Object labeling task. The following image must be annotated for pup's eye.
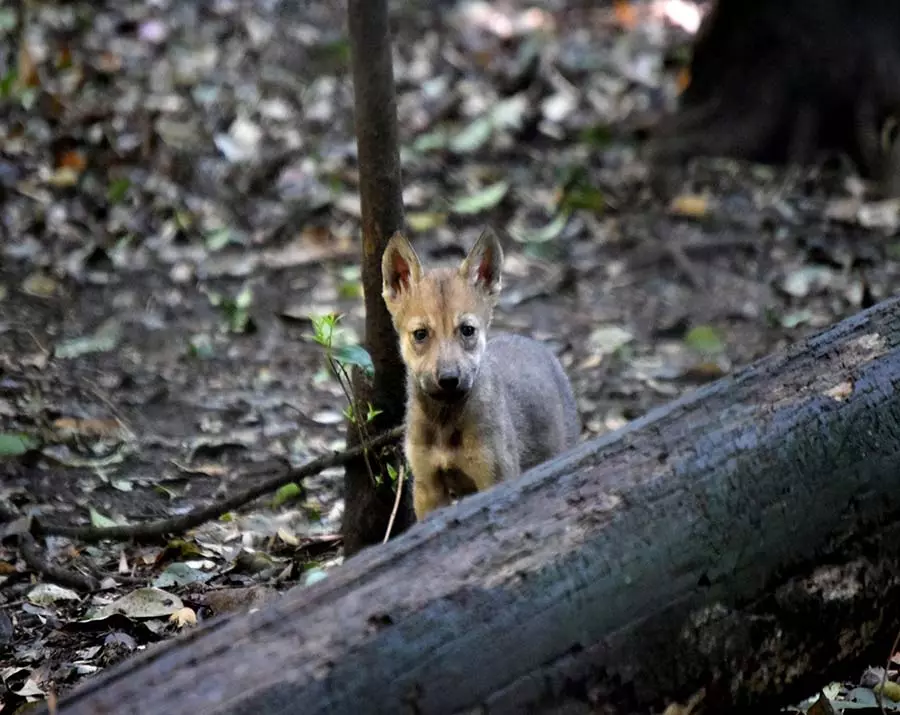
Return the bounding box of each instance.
[459,324,476,338]
[412,328,428,342]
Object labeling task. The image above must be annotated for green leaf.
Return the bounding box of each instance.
[450,116,494,154]
[215,286,255,333]
[0,433,37,458]
[412,130,449,153]
[55,319,122,359]
[332,344,374,375]
[305,502,322,521]
[685,325,725,354]
[0,8,18,32]
[0,69,14,99]
[490,94,528,130]
[19,87,38,110]
[561,184,605,213]
[407,211,447,232]
[386,462,399,484]
[205,227,232,251]
[272,482,303,508]
[451,181,509,215]
[89,507,119,529]
[107,178,131,205]
[304,567,328,586]
[510,212,569,244]
[338,280,363,299]
[780,309,813,329]
[311,38,351,68]
[579,123,614,148]
[366,403,383,423]
[174,210,194,232]
[311,313,339,347]
[188,333,215,359]
[234,285,253,310]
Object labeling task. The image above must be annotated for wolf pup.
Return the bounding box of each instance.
[381,229,581,520]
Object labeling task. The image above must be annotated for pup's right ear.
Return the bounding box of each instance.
[382,232,422,310]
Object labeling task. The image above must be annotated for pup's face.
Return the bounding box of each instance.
[382,230,503,402]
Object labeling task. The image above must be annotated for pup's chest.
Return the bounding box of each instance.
[408,423,494,490]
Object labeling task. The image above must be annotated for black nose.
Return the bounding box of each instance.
[438,372,460,391]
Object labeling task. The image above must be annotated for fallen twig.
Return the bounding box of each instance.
[32,426,405,544]
[18,533,99,592]
[383,463,406,544]
[648,226,709,293]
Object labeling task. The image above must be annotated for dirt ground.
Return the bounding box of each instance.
[2,0,900,709]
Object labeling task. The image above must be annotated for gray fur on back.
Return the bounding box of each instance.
[479,332,580,471]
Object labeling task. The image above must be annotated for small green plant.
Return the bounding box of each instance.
[311,313,408,541]
[0,68,16,99]
[380,461,399,488]
[204,285,255,334]
[107,177,131,205]
[311,313,382,481]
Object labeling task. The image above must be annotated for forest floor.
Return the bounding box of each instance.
[2,0,900,710]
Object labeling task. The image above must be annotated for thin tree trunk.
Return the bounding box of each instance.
[47,297,900,715]
[342,0,413,556]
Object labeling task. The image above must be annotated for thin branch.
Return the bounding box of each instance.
[18,533,99,592]
[330,357,377,481]
[653,228,708,293]
[383,464,406,544]
[33,426,404,544]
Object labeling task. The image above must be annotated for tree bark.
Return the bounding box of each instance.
[649,0,900,189]
[342,0,414,557]
[47,297,900,715]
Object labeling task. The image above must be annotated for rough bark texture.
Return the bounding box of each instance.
[47,297,900,715]
[342,0,414,557]
[649,0,900,191]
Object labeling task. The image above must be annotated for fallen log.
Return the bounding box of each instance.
[50,297,900,714]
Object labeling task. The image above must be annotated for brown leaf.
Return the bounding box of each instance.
[807,692,836,715]
[56,148,87,172]
[17,43,39,89]
[613,0,638,29]
[94,52,122,74]
[669,194,710,218]
[51,417,127,441]
[56,45,74,70]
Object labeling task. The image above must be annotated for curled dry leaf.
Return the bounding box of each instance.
[669,194,710,218]
[169,607,198,628]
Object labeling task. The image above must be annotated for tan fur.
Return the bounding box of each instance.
[382,229,581,520]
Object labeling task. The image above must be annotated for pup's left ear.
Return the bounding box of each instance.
[459,228,503,297]
[382,232,423,309]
